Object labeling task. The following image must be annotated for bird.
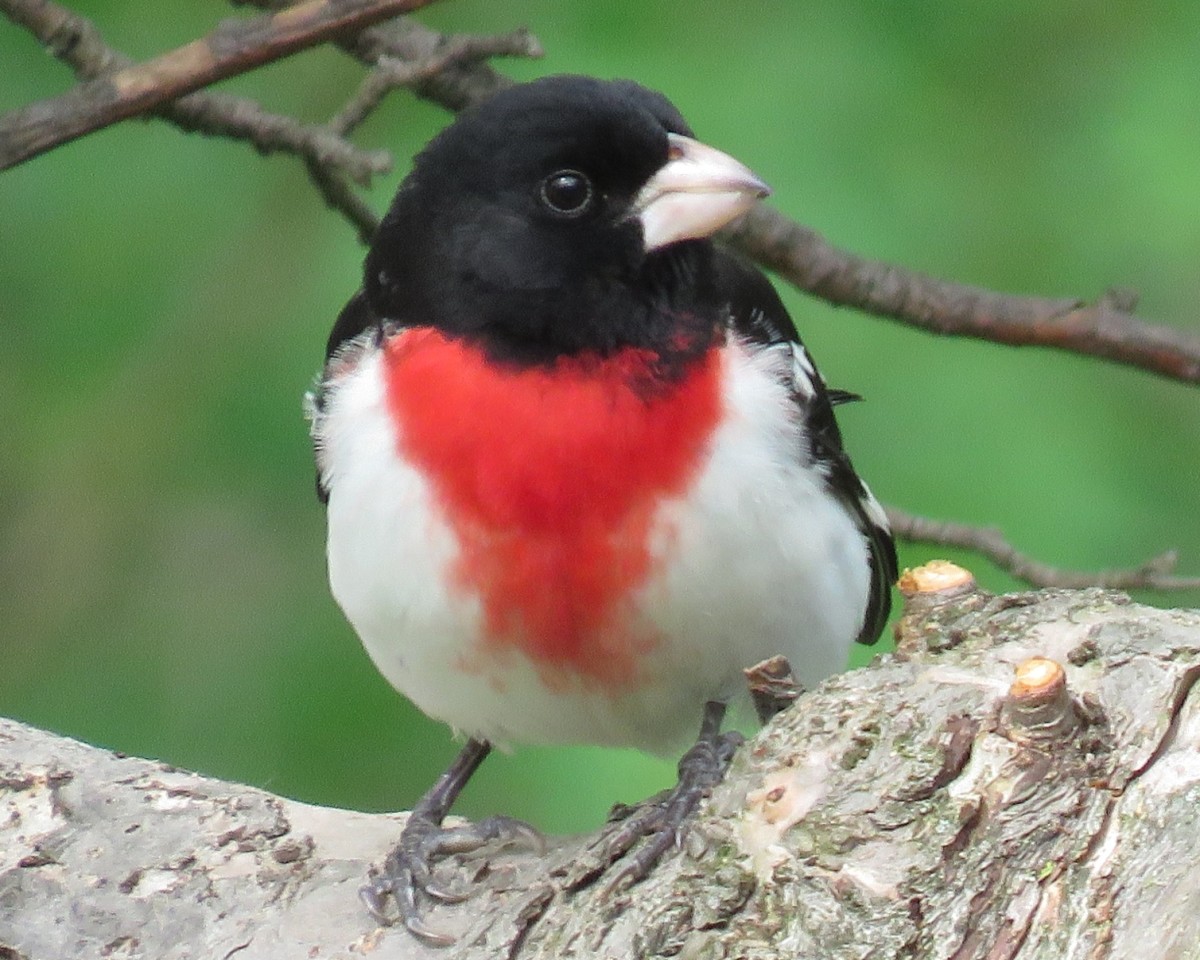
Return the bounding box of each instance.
[307,74,896,942]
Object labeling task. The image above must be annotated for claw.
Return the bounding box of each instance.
[480,815,546,855]
[421,876,471,904]
[359,882,393,925]
[366,812,539,940]
[360,739,502,942]
[362,741,548,943]
[402,913,458,948]
[363,705,741,941]
[567,700,740,898]
[437,815,545,856]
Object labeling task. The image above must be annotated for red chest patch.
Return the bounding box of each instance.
[383,328,724,689]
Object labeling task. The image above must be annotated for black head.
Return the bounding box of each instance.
[354,75,768,362]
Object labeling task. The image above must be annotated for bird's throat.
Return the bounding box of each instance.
[383,328,723,690]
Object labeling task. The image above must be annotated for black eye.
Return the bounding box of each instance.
[540,170,593,216]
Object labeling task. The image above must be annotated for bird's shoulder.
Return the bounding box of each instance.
[307,290,382,504]
[714,251,897,646]
[324,288,377,362]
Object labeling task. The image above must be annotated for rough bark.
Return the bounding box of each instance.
[3,575,1200,959]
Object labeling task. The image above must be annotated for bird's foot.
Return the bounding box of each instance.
[563,715,743,894]
[362,811,543,945]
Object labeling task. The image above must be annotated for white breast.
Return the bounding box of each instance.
[311,337,870,755]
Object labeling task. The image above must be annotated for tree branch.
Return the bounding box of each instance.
[6,0,1196,391]
[886,505,1200,591]
[302,13,1200,391]
[0,0,445,170]
[1,0,394,181]
[723,206,1200,386]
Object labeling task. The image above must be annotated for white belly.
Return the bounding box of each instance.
[314,339,869,755]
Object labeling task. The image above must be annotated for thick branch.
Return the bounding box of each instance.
[0,0,444,170]
[723,206,1200,385]
[3,578,1200,958]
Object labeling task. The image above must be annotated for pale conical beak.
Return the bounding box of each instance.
[633,132,771,251]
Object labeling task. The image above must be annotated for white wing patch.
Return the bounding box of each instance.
[856,478,891,531]
[788,341,819,400]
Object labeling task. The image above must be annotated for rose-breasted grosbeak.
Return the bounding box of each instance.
[308,75,896,941]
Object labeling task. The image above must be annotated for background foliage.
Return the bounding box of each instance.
[3,0,1198,832]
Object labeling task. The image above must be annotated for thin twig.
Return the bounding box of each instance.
[304,155,381,244]
[723,207,1200,386]
[0,0,445,170]
[341,18,521,111]
[301,27,537,238]
[329,30,539,135]
[230,4,526,112]
[2,0,123,73]
[229,2,540,236]
[886,506,1200,591]
[170,91,392,185]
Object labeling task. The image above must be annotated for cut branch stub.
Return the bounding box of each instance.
[999,656,1078,743]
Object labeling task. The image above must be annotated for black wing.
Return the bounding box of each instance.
[326,287,378,361]
[715,251,897,646]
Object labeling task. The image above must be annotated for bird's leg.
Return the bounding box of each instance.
[564,700,742,893]
[361,737,542,945]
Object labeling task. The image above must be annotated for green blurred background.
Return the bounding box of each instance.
[3,0,1198,832]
